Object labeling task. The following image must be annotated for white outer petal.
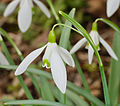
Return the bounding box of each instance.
[107,0,120,17]
[0,51,9,65]
[58,46,75,67]
[100,37,118,60]
[50,49,67,94]
[15,45,46,76]
[70,38,87,54]
[88,45,94,64]
[4,0,20,17]
[18,0,32,32]
[33,0,51,18]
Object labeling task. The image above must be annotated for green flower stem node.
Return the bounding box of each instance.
[92,22,98,31]
[48,30,56,43]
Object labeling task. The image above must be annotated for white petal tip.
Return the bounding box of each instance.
[59,11,62,14]
[47,14,51,18]
[107,12,112,17]
[113,56,118,61]
[15,71,21,76]
[60,89,66,94]
[20,28,28,33]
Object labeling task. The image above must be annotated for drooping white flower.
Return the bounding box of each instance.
[4,0,51,32]
[107,0,120,17]
[70,31,118,64]
[15,31,75,94]
[0,35,9,65]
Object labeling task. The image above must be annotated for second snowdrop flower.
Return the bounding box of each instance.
[0,35,9,65]
[4,0,51,32]
[15,30,75,94]
[107,0,120,17]
[70,22,118,64]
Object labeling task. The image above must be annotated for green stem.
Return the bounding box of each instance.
[46,0,61,24]
[0,34,33,99]
[0,28,42,97]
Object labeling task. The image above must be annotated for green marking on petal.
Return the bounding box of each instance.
[32,7,35,14]
[48,30,56,43]
[43,59,50,68]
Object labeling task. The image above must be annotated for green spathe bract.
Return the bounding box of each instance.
[48,30,56,43]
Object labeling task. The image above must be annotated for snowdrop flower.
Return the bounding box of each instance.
[0,51,9,65]
[15,30,75,93]
[107,0,120,17]
[4,0,51,32]
[70,23,118,64]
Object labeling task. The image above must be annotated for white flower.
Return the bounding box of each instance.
[0,51,9,65]
[15,42,75,93]
[4,0,51,32]
[70,31,118,64]
[107,0,120,17]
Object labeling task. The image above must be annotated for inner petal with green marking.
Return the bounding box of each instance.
[42,59,50,69]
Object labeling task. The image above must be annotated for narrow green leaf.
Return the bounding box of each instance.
[0,64,105,105]
[4,100,67,106]
[68,42,90,92]
[67,82,105,106]
[35,75,74,106]
[59,8,76,49]
[66,89,89,106]
[0,28,42,98]
[0,64,52,80]
[58,8,76,104]
[39,76,55,101]
[59,11,110,106]
[109,32,120,106]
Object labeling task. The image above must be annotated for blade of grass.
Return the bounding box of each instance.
[0,28,45,98]
[58,8,76,104]
[68,42,90,92]
[35,75,74,106]
[59,11,110,106]
[4,100,67,106]
[38,75,55,101]
[0,64,104,105]
[66,89,89,106]
[59,8,75,49]
[67,81,105,106]
[109,32,120,106]
[0,35,33,99]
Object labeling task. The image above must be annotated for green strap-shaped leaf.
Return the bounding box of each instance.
[58,8,76,104]
[109,32,120,106]
[59,8,75,49]
[38,76,55,101]
[66,89,89,106]
[0,65,104,106]
[4,100,67,106]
